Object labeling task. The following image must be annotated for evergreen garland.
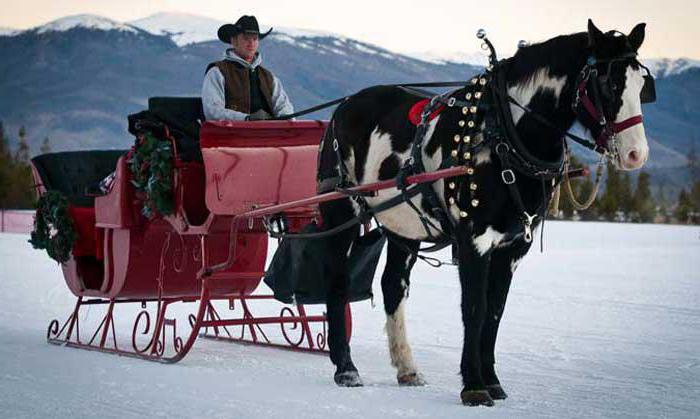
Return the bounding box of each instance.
[127,131,174,218]
[29,190,77,263]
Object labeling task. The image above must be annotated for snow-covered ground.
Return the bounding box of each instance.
[1,221,698,418]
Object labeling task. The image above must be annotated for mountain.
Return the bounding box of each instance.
[644,58,700,78]
[0,27,18,36]
[0,13,698,196]
[0,13,479,153]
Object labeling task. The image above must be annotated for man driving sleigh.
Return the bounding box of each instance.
[201,15,294,121]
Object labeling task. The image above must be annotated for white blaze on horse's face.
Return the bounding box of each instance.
[614,65,649,170]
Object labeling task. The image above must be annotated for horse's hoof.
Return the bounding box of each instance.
[486,384,508,400]
[398,372,426,386]
[460,389,495,407]
[334,370,364,387]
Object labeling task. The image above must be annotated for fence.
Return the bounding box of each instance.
[0,210,34,234]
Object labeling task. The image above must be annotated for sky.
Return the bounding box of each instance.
[1,0,698,59]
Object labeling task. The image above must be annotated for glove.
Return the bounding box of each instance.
[246,110,272,121]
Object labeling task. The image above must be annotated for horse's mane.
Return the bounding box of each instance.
[508,32,590,84]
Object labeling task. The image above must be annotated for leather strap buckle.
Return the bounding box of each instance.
[501,169,516,185]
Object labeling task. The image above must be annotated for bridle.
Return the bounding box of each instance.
[572,51,657,159]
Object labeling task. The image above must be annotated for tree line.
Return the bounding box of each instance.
[557,152,700,225]
[0,121,50,209]
[1,119,699,224]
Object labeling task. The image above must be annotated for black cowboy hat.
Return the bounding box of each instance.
[217,15,273,43]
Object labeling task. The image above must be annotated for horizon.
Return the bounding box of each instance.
[1,1,699,60]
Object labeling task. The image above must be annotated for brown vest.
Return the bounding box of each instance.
[208,60,275,114]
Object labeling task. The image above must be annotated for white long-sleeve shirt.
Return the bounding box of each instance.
[201,49,294,121]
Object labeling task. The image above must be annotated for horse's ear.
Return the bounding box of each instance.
[628,23,646,51]
[587,19,605,48]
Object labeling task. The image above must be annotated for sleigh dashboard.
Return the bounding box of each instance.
[200,120,328,216]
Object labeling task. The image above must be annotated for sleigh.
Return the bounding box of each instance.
[30,97,468,363]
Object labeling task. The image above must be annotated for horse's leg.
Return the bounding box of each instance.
[380,233,424,386]
[320,198,362,387]
[456,230,494,406]
[480,240,531,400]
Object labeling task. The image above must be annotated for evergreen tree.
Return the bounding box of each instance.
[675,189,692,224]
[632,171,655,223]
[15,126,30,163]
[690,181,700,224]
[40,137,51,154]
[3,125,35,209]
[0,121,11,207]
[598,163,621,221]
[688,141,699,183]
[619,172,634,220]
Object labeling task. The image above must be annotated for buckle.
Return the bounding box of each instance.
[501,169,516,185]
[447,97,456,107]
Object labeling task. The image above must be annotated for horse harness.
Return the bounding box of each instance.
[289,34,657,260]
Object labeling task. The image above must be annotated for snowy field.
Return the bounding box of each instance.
[0,221,699,419]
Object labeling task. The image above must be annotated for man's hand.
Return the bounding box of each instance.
[245,110,272,121]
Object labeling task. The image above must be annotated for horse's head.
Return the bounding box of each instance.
[574,20,654,170]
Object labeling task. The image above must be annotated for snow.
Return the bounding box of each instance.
[0,26,18,36]
[403,50,489,67]
[1,221,698,417]
[129,12,342,47]
[643,57,700,78]
[35,14,138,35]
[129,12,224,46]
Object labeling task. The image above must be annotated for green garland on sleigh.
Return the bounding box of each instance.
[127,131,175,219]
[29,190,77,263]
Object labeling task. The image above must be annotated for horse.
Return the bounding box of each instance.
[315,20,653,406]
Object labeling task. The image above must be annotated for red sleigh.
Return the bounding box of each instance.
[30,98,467,363]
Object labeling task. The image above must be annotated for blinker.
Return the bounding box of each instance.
[640,74,656,104]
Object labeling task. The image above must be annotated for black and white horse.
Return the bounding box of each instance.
[316,20,651,406]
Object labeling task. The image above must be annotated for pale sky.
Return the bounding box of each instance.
[1,0,698,59]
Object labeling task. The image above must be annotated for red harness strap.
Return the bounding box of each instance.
[408,99,445,126]
[577,80,644,149]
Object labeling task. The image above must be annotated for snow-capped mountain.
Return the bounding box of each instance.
[33,14,139,35]
[0,26,18,36]
[404,50,489,67]
[644,57,700,78]
[0,11,697,189]
[128,12,341,47]
[129,12,223,46]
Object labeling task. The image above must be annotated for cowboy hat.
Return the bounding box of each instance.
[217,15,273,43]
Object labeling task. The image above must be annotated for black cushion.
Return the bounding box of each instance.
[31,150,127,207]
[147,97,204,162]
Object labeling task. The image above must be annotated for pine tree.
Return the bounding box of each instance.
[0,121,11,207]
[4,125,35,209]
[690,181,700,224]
[598,162,621,221]
[619,172,634,220]
[40,137,51,154]
[675,189,692,224]
[15,126,30,163]
[632,171,655,223]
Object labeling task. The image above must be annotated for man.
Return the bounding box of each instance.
[202,15,294,121]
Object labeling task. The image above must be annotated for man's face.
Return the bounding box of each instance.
[232,33,259,62]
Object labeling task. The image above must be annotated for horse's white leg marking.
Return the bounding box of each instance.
[385,299,418,377]
[508,68,568,125]
[472,226,506,256]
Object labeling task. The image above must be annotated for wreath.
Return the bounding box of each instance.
[29,190,77,263]
[127,131,174,219]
